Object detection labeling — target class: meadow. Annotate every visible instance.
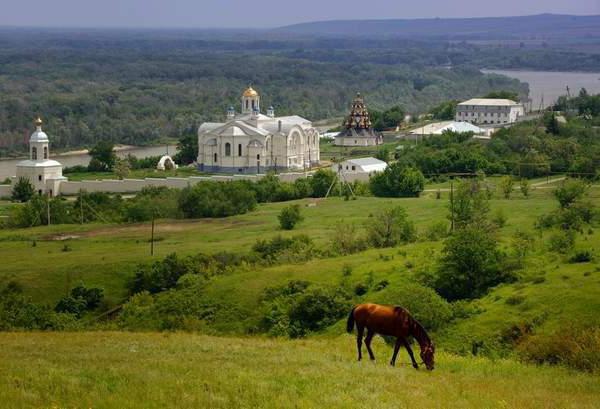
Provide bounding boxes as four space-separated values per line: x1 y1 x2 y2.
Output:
1 332 599 409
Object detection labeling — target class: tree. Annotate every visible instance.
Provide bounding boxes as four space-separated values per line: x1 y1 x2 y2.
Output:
434 225 509 301
544 112 560 135
483 90 520 101
449 179 490 230
88 141 116 171
114 159 130 180
278 204 303 230
366 206 416 248
554 179 588 209
520 179 530 197
310 169 337 197
174 132 198 165
499 176 514 199
370 163 425 197
11 177 34 202
430 100 458 120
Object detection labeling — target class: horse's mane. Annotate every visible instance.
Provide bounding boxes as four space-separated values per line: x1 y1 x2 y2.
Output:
407 312 432 349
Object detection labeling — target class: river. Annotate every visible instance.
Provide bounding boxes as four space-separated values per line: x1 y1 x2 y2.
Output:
482 69 600 109
0 144 178 181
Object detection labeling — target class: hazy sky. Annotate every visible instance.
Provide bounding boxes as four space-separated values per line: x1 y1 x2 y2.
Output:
1 0 598 28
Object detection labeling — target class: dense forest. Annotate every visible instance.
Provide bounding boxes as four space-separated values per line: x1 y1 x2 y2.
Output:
0 27 598 156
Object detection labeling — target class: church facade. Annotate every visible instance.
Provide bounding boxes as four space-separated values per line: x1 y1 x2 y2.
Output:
13 118 66 197
334 93 383 146
197 87 320 173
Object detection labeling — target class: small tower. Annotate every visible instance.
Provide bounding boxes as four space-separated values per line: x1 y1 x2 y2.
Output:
242 86 260 114
14 117 66 196
30 117 50 161
267 105 275 118
227 106 235 120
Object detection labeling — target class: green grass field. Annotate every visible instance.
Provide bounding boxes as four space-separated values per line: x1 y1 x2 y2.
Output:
1 332 598 409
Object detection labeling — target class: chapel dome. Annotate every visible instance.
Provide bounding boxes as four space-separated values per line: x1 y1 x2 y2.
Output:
243 86 259 97
30 117 49 143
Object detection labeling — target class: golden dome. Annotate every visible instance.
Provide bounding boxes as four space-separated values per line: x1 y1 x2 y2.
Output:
243 86 259 97
34 117 43 126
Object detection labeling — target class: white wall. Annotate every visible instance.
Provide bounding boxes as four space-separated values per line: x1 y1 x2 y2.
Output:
0 184 11 199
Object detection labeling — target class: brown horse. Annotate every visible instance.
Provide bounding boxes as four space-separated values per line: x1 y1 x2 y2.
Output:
346 303 435 370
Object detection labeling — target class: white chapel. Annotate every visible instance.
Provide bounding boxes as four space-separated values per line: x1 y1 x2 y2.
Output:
197 86 320 173
13 118 66 196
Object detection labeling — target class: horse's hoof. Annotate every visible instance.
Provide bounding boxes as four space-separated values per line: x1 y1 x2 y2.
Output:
413 365 419 370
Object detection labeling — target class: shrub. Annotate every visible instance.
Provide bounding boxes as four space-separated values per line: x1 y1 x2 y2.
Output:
261 283 351 338
330 222 367 255
367 206 416 248
278 204 303 230
372 282 453 331
354 283 369 296
492 208 507 228
518 326 600 372
252 235 316 263
569 250 594 263
548 230 576 254
423 221 449 241
11 177 34 202
178 181 256 218
55 285 104 317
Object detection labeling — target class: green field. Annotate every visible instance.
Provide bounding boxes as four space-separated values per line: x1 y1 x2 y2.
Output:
1 332 598 409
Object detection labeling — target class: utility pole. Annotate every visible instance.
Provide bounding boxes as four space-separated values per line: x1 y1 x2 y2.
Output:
450 179 455 232
47 193 51 226
80 191 84 225
150 216 155 256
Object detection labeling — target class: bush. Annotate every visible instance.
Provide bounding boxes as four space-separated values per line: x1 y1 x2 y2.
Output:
55 285 104 317
11 177 34 202
569 250 594 263
0 284 70 330
518 326 600 372
423 221 449 241
548 230 576 254
261 283 351 338
310 169 337 197
252 234 316 263
372 282 453 331
278 204 303 230
178 181 256 218
520 179 530 197
330 222 367 255
367 206 416 248
554 179 588 209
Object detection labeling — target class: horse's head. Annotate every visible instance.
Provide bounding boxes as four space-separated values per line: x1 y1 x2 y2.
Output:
420 343 435 371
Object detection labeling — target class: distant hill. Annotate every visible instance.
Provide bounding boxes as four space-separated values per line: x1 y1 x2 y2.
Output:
275 14 600 40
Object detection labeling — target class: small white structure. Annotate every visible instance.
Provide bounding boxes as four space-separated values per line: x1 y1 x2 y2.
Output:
13 118 66 197
156 155 178 171
332 157 388 176
410 121 488 136
455 98 525 125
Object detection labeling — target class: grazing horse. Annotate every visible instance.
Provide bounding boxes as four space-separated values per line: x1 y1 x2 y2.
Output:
346 303 435 370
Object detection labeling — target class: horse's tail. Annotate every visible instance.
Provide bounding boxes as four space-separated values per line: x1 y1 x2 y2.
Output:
346 306 356 333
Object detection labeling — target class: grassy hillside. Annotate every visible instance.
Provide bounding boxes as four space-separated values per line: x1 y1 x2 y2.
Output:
1 332 599 409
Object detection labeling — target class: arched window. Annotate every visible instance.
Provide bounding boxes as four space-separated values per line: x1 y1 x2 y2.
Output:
32 147 37 160
266 140 269 151
214 153 218 163
43 146 48 159
238 144 242 156
245 100 249 110
225 143 231 156
256 154 260 160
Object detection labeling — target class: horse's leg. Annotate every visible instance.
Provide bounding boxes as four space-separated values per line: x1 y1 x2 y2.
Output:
365 329 376 361
390 337 402 366
356 325 364 361
402 338 419 369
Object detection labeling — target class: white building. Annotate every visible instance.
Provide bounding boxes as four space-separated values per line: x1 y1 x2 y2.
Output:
13 118 66 196
332 157 388 176
197 86 320 173
410 121 488 136
455 98 525 125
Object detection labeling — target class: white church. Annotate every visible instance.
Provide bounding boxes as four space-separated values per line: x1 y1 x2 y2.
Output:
197 86 320 173
13 118 66 197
